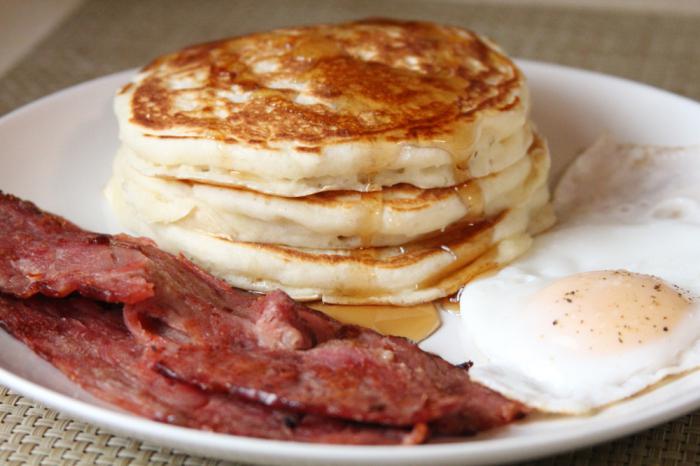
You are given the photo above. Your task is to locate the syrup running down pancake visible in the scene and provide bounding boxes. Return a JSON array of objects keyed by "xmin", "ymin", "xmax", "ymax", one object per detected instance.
[{"xmin": 109, "ymin": 132, "xmax": 548, "ymax": 249}]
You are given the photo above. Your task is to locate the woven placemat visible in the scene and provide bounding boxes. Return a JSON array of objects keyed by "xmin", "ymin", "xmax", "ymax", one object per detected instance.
[{"xmin": 1, "ymin": 1, "xmax": 699, "ymax": 464}]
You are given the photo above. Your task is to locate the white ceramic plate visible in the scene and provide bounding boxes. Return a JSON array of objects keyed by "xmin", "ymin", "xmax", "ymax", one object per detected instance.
[{"xmin": 1, "ymin": 61, "xmax": 700, "ymax": 465}]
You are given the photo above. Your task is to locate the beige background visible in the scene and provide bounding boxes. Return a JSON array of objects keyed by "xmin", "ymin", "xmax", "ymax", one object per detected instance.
[{"xmin": 1, "ymin": 0, "xmax": 700, "ymax": 76}]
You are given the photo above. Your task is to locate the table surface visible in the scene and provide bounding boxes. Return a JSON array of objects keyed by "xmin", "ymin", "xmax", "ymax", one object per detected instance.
[{"xmin": 1, "ymin": 1, "xmax": 699, "ymax": 464}]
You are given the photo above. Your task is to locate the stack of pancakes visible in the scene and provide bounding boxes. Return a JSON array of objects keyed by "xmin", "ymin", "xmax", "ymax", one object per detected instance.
[{"xmin": 106, "ymin": 19, "xmax": 554, "ymax": 305}]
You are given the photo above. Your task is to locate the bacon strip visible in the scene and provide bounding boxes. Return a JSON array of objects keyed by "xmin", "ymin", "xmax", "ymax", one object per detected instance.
[
  {"xmin": 121, "ymin": 250, "xmax": 527, "ymax": 431},
  {"xmin": 0, "ymin": 194, "xmax": 153, "ymax": 303},
  {"xmin": 0, "ymin": 294, "xmax": 420, "ymax": 444}
]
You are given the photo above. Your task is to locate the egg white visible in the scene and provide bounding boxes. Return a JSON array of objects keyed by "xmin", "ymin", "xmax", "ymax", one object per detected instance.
[{"xmin": 459, "ymin": 138, "xmax": 700, "ymax": 413}]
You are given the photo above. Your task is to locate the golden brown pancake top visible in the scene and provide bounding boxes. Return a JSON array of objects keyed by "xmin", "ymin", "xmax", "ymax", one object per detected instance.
[{"xmin": 127, "ymin": 19, "xmax": 523, "ymax": 149}]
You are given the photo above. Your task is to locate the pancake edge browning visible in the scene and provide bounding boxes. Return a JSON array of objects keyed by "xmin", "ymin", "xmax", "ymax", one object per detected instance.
[{"xmin": 115, "ymin": 18, "xmax": 529, "ymax": 191}]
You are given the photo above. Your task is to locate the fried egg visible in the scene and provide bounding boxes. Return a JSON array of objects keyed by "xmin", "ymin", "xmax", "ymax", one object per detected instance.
[{"xmin": 459, "ymin": 138, "xmax": 700, "ymax": 413}]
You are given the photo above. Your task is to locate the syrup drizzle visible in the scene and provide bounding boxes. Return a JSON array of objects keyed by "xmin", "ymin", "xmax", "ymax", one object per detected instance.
[{"xmin": 309, "ymin": 302, "xmax": 441, "ymax": 342}]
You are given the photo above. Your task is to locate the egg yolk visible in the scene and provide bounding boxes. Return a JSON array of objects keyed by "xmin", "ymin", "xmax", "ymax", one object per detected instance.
[{"xmin": 528, "ymin": 270, "xmax": 692, "ymax": 354}]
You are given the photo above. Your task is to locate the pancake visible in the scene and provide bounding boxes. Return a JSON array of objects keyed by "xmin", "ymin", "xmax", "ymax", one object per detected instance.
[
  {"xmin": 110, "ymin": 133, "xmax": 549, "ymax": 248},
  {"xmin": 107, "ymin": 19, "xmax": 554, "ymax": 305},
  {"xmin": 115, "ymin": 19, "xmax": 529, "ymax": 196},
  {"xmin": 105, "ymin": 173, "xmax": 553, "ymax": 306}
]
